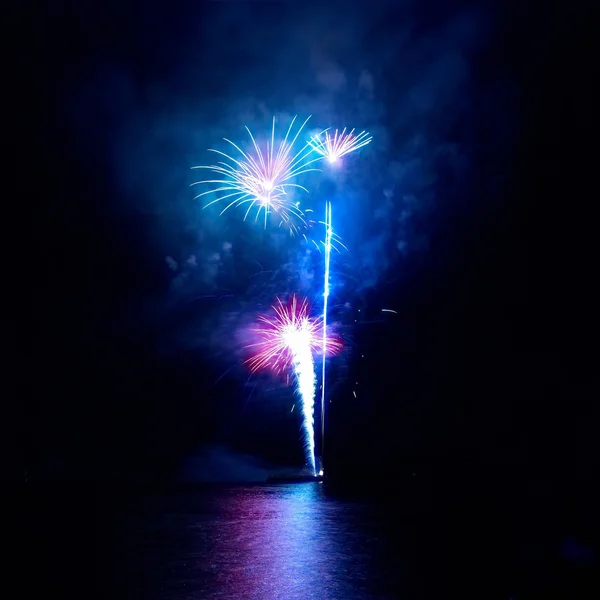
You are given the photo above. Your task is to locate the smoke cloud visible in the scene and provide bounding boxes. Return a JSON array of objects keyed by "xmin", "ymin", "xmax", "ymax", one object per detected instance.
[
  {"xmin": 56, "ymin": 0, "xmax": 516, "ymax": 366},
  {"xmin": 178, "ymin": 445, "xmax": 270, "ymax": 483}
]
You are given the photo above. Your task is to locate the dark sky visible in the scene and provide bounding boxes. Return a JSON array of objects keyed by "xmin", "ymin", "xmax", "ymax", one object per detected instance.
[{"xmin": 24, "ymin": 0, "xmax": 598, "ymax": 486}]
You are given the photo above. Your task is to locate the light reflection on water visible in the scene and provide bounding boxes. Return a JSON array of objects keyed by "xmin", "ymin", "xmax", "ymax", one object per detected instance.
[{"xmin": 119, "ymin": 483, "xmax": 395, "ymax": 599}]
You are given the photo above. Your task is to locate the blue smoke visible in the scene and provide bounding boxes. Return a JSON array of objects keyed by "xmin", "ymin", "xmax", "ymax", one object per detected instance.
[{"xmin": 56, "ymin": 0, "xmax": 517, "ymax": 361}]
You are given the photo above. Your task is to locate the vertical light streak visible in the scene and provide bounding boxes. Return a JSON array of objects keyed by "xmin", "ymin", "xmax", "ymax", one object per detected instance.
[{"xmin": 320, "ymin": 201, "xmax": 332, "ymax": 472}]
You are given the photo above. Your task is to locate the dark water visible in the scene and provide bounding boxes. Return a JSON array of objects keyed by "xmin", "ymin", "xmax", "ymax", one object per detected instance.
[
  {"xmin": 105, "ymin": 483, "xmax": 396, "ymax": 599},
  {"xmin": 29, "ymin": 476, "xmax": 598, "ymax": 599}
]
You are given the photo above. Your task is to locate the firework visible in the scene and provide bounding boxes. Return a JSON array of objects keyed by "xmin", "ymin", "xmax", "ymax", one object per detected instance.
[
  {"xmin": 300, "ymin": 209, "xmax": 347, "ymax": 254},
  {"xmin": 192, "ymin": 116, "xmax": 321, "ymax": 234},
  {"xmin": 308, "ymin": 127, "xmax": 372, "ymax": 164},
  {"xmin": 245, "ymin": 295, "xmax": 342, "ymax": 472},
  {"xmin": 320, "ymin": 201, "xmax": 333, "ymax": 469},
  {"xmin": 246, "ymin": 295, "xmax": 342, "ymax": 375}
]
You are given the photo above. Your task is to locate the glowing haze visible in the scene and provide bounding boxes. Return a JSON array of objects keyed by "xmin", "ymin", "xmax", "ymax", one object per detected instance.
[{"xmin": 48, "ymin": 1, "xmax": 520, "ymax": 483}]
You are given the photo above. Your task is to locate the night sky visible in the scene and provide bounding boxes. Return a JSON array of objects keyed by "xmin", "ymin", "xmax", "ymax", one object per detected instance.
[{"xmin": 25, "ymin": 0, "xmax": 598, "ymax": 502}]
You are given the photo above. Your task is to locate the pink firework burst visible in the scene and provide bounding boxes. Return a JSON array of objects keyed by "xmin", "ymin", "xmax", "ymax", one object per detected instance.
[
  {"xmin": 245, "ymin": 295, "xmax": 343, "ymax": 375},
  {"xmin": 308, "ymin": 127, "xmax": 372, "ymax": 165}
]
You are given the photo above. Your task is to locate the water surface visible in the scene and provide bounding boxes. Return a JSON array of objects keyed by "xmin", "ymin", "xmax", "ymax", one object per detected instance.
[
  {"xmin": 106, "ymin": 483, "xmax": 396, "ymax": 599},
  {"xmin": 92, "ymin": 476, "xmax": 597, "ymax": 599}
]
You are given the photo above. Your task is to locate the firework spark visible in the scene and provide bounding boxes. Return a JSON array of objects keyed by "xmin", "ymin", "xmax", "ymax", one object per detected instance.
[
  {"xmin": 300, "ymin": 209, "xmax": 348, "ymax": 254},
  {"xmin": 246, "ymin": 295, "xmax": 342, "ymax": 375},
  {"xmin": 192, "ymin": 116, "xmax": 321, "ymax": 234},
  {"xmin": 245, "ymin": 295, "xmax": 342, "ymax": 472},
  {"xmin": 308, "ymin": 128, "xmax": 372, "ymax": 164}
]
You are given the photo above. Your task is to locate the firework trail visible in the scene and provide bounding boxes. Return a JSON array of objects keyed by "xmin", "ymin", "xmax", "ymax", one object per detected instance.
[
  {"xmin": 192, "ymin": 116, "xmax": 322, "ymax": 235},
  {"xmin": 308, "ymin": 128, "xmax": 372, "ymax": 164},
  {"xmin": 320, "ymin": 201, "xmax": 332, "ymax": 470},
  {"xmin": 246, "ymin": 295, "xmax": 342, "ymax": 472},
  {"xmin": 300, "ymin": 208, "xmax": 348, "ymax": 255}
]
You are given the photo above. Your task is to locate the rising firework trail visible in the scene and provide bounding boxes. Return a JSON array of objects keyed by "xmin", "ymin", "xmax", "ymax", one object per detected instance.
[
  {"xmin": 191, "ymin": 116, "xmax": 322, "ymax": 235},
  {"xmin": 308, "ymin": 128, "xmax": 372, "ymax": 165},
  {"xmin": 245, "ymin": 295, "xmax": 342, "ymax": 473},
  {"xmin": 300, "ymin": 208, "xmax": 348, "ymax": 255},
  {"xmin": 320, "ymin": 201, "xmax": 333, "ymax": 472}
]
